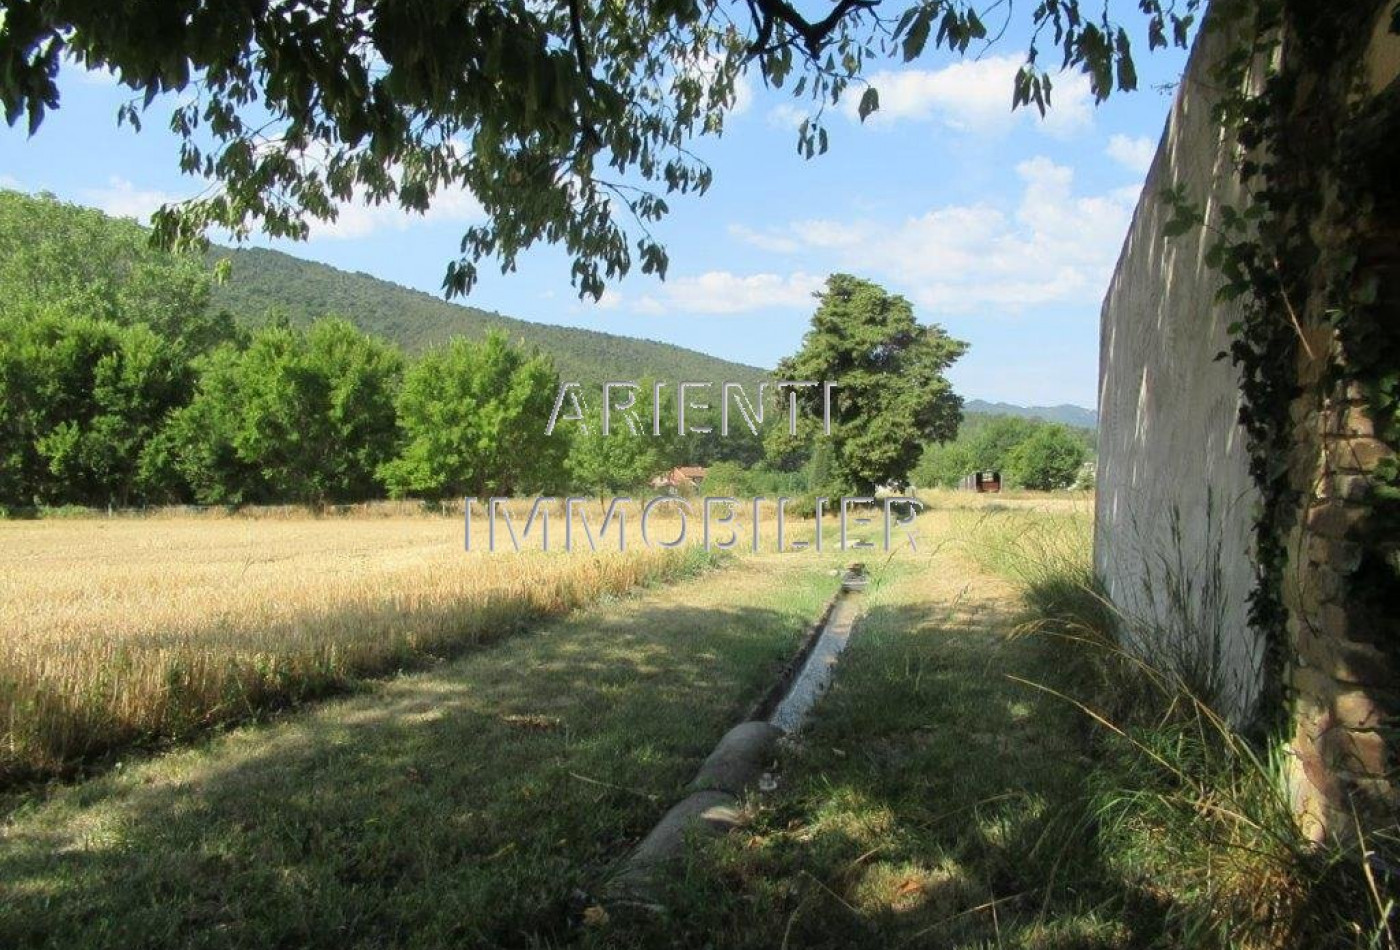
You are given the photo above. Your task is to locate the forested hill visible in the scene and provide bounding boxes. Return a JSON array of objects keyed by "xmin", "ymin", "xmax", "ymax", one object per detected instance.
[
  {"xmin": 963, "ymin": 399, "xmax": 1098, "ymax": 430},
  {"xmin": 209, "ymin": 246, "xmax": 768, "ymax": 386}
]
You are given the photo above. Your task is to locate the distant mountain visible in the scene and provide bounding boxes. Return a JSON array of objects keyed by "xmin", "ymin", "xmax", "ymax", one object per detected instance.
[
  {"xmin": 0, "ymin": 188, "xmax": 1100, "ymax": 421},
  {"xmin": 207, "ymin": 250, "xmax": 1101, "ymax": 425},
  {"xmin": 964, "ymin": 399, "xmax": 1098, "ymax": 430},
  {"xmin": 208, "ymin": 246, "xmax": 769, "ymax": 387}
]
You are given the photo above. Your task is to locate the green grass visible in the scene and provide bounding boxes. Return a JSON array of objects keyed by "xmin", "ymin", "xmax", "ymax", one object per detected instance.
[
  {"xmin": 960, "ymin": 508, "xmax": 1397, "ymax": 949},
  {"xmin": 591, "ymin": 507, "xmax": 1396, "ymax": 949},
  {"xmin": 592, "ymin": 544, "xmax": 1148, "ymax": 949},
  {"xmin": 0, "ymin": 556, "xmax": 841, "ymax": 949},
  {"xmin": 956, "ymin": 506, "xmax": 1106, "ymax": 627},
  {"xmin": 6, "ymin": 504, "xmax": 1390, "ymax": 948}
]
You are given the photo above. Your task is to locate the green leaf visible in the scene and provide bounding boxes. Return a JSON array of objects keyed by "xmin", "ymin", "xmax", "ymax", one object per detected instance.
[
  {"xmin": 1163, "ymin": 217, "xmax": 1195, "ymax": 238},
  {"xmin": 857, "ymin": 86, "xmax": 880, "ymax": 122},
  {"xmin": 902, "ymin": 7, "xmax": 934, "ymax": 61}
]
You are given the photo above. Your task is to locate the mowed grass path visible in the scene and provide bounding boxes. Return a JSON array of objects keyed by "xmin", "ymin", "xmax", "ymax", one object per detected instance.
[
  {"xmin": 597, "ymin": 506, "xmax": 1147, "ymax": 949},
  {"xmin": 0, "ymin": 554, "xmax": 843, "ymax": 949}
]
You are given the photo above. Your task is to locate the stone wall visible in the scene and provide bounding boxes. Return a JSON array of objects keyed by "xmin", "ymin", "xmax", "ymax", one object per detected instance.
[
  {"xmin": 1094, "ymin": 16, "xmax": 1264, "ymax": 719},
  {"xmin": 1285, "ymin": 368, "xmax": 1397, "ymax": 841},
  {"xmin": 1281, "ymin": 10, "xmax": 1400, "ymax": 842},
  {"xmin": 1098, "ymin": 2, "xmax": 1399, "ymax": 838}
]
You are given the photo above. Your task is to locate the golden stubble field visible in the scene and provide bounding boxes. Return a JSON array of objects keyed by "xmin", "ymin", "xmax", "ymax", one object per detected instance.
[
  {"xmin": 0, "ymin": 493, "xmax": 1090, "ymax": 785},
  {"xmin": 0, "ymin": 505, "xmax": 710, "ymax": 783}
]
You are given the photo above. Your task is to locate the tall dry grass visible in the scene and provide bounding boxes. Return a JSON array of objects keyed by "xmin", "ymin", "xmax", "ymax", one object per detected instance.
[
  {"xmin": 0, "ymin": 505, "xmax": 713, "ymax": 784},
  {"xmin": 961, "ymin": 505, "xmax": 1397, "ymax": 949}
]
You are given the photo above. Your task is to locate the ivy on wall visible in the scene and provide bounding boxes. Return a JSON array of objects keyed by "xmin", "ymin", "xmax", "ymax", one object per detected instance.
[
  {"xmin": 1330, "ymin": 76, "xmax": 1400, "ymax": 642},
  {"xmin": 1162, "ymin": 0, "xmax": 1400, "ymax": 728}
]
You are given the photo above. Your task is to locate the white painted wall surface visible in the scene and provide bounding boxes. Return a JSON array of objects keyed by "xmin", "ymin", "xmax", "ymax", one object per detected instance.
[{"xmin": 1094, "ymin": 17, "xmax": 1264, "ymax": 716}]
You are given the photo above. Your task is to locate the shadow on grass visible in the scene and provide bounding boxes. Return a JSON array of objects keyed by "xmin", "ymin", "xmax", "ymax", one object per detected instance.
[
  {"xmin": 0, "ymin": 582, "xmax": 835, "ymax": 950},
  {"xmin": 591, "ymin": 600, "xmax": 1174, "ymax": 950},
  {"xmin": 1, "ymin": 550, "xmax": 719, "ymax": 790}
]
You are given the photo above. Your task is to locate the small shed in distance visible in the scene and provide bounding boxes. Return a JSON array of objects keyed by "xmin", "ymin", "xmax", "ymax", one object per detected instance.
[{"xmin": 960, "ymin": 471, "xmax": 1002, "ymax": 493}]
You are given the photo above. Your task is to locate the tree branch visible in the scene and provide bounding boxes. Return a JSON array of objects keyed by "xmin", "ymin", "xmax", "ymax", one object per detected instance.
[
  {"xmin": 564, "ymin": 0, "xmax": 603, "ymax": 150},
  {"xmin": 747, "ymin": 0, "xmax": 882, "ymax": 57},
  {"xmin": 567, "ymin": 0, "xmax": 591, "ymax": 79}
]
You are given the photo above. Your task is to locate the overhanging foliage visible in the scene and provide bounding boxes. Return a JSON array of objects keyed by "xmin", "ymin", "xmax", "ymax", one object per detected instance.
[{"xmin": 1, "ymin": 0, "xmax": 1198, "ymax": 297}]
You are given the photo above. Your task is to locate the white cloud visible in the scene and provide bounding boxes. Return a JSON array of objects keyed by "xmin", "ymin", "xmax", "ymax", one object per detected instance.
[
  {"xmin": 637, "ymin": 271, "xmax": 824, "ymax": 315},
  {"xmin": 0, "ymin": 174, "xmax": 20, "ymax": 190},
  {"xmin": 728, "ymin": 224, "xmax": 801, "ymax": 254},
  {"xmin": 731, "ymin": 72, "xmax": 755, "ymax": 116},
  {"xmin": 790, "ymin": 218, "xmax": 864, "ymax": 250},
  {"xmin": 766, "ymin": 103, "xmax": 809, "ymax": 129},
  {"xmin": 77, "ymin": 162, "xmax": 483, "ymax": 239},
  {"xmin": 1105, "ymin": 133, "xmax": 1157, "ymax": 174},
  {"xmin": 83, "ymin": 176, "xmax": 184, "ymax": 222},
  {"xmin": 843, "ymin": 56, "xmax": 1093, "ymax": 137},
  {"xmin": 727, "ymin": 157, "xmax": 1135, "ymax": 312},
  {"xmin": 1110, "ymin": 184, "xmax": 1143, "ymax": 205},
  {"xmin": 633, "ymin": 295, "xmax": 666, "ymax": 315},
  {"xmin": 309, "ymin": 182, "xmax": 484, "ymax": 240}
]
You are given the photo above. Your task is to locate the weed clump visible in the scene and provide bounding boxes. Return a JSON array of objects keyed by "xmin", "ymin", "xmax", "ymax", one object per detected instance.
[{"xmin": 969, "ymin": 507, "xmax": 1397, "ymax": 949}]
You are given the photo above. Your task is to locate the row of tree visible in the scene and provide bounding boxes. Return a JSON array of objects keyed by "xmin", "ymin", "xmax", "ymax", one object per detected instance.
[
  {"xmin": 0, "ymin": 194, "xmax": 967, "ymax": 509},
  {"xmin": 0, "ymin": 293, "xmax": 1089, "ymax": 508},
  {"xmin": 913, "ymin": 414, "xmax": 1094, "ymax": 491},
  {"xmin": 0, "ymin": 191, "xmax": 780, "ymax": 508},
  {"xmin": 6, "ymin": 190, "xmax": 1090, "ymax": 508},
  {"xmin": 1, "ymin": 270, "xmax": 1086, "ymax": 507},
  {"xmin": 0, "ymin": 305, "xmax": 789, "ymax": 507}
]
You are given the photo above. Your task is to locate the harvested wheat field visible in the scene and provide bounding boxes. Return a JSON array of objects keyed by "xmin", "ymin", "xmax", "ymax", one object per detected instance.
[{"xmin": 0, "ymin": 508, "xmax": 713, "ymax": 784}]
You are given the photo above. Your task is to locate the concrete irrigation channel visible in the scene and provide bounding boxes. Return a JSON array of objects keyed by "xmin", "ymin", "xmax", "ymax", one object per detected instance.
[{"xmin": 599, "ymin": 564, "xmax": 869, "ymax": 909}]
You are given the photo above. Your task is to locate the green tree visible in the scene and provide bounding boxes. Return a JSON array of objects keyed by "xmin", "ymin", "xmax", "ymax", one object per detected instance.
[
  {"xmin": 143, "ymin": 345, "xmax": 259, "ymax": 505},
  {"xmin": 0, "ymin": 190, "xmax": 235, "ymax": 355},
  {"xmin": 912, "ymin": 440, "xmax": 976, "ymax": 489},
  {"xmin": 154, "ymin": 319, "xmax": 403, "ymax": 504},
  {"xmin": 776, "ymin": 274, "xmax": 967, "ymax": 494},
  {"xmin": 561, "ymin": 376, "xmax": 711, "ymax": 495},
  {"xmin": 698, "ymin": 460, "xmax": 748, "ymax": 497},
  {"xmin": 0, "ymin": 307, "xmax": 193, "ymax": 506},
  {"xmin": 966, "ymin": 416, "xmax": 1040, "ymax": 471},
  {"xmin": 302, "ymin": 319, "xmax": 405, "ymax": 501},
  {"xmin": 0, "ymin": 327, "xmax": 23, "ymax": 504},
  {"xmin": 381, "ymin": 332, "xmax": 567, "ymax": 499},
  {"xmin": 565, "ymin": 406, "xmax": 667, "ymax": 496},
  {"xmin": 677, "ymin": 394, "xmax": 768, "ymax": 468},
  {"xmin": 762, "ymin": 421, "xmax": 813, "ymax": 474},
  {"xmin": 913, "ymin": 414, "xmax": 1096, "ymax": 488},
  {"xmin": 806, "ymin": 437, "xmax": 845, "ymax": 496},
  {"xmin": 0, "ymin": 191, "xmax": 245, "ymax": 507},
  {"xmin": 0, "ymin": 5, "xmax": 1194, "ymax": 298},
  {"xmin": 1004, "ymin": 423, "xmax": 1089, "ymax": 491}
]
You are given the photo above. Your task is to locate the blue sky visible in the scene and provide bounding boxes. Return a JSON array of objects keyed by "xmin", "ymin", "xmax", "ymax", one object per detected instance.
[{"xmin": 0, "ymin": 15, "xmax": 1190, "ymax": 408}]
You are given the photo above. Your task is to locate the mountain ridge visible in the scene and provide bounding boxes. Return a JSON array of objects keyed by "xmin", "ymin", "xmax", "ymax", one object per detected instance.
[
  {"xmin": 208, "ymin": 246, "xmax": 771, "ymax": 388},
  {"xmin": 963, "ymin": 399, "xmax": 1097, "ymax": 430},
  {"xmin": 211, "ymin": 248, "xmax": 1099, "ymax": 428}
]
